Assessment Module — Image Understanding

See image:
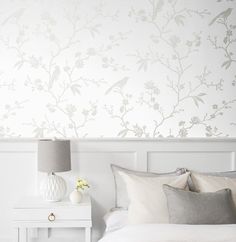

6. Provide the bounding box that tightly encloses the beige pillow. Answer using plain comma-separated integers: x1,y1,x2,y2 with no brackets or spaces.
111,164,187,209
118,171,190,224
191,172,236,205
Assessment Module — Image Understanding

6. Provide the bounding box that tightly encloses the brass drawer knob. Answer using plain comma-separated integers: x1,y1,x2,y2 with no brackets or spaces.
48,213,55,222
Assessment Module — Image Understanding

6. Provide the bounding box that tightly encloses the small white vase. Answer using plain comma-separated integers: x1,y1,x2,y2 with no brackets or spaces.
69,189,82,204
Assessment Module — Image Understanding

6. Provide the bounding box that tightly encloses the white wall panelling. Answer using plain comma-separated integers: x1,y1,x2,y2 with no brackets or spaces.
0,138,236,242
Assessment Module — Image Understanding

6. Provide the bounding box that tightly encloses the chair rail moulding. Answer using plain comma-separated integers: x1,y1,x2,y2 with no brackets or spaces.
0,138,236,152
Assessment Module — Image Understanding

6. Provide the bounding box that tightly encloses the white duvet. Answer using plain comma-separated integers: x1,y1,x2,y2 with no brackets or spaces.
98,224,236,242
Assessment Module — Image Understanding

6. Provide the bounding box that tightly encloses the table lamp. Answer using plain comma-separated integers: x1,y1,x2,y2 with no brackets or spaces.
38,139,71,202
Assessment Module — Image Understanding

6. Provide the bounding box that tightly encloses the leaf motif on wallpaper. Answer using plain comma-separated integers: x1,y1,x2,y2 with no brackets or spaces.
75,59,84,69
70,83,81,95
174,15,185,26
105,77,129,95
208,8,233,26
14,60,24,70
66,104,77,117
29,56,41,69
149,0,164,21
1,8,25,26
46,104,56,113
191,93,206,107
232,75,236,86
89,24,101,38
137,58,148,71
221,60,232,69
49,66,60,88
33,126,45,138
223,36,228,44
118,129,128,137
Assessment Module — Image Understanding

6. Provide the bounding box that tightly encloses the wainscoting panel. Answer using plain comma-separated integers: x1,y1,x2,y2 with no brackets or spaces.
0,138,236,242
148,152,234,173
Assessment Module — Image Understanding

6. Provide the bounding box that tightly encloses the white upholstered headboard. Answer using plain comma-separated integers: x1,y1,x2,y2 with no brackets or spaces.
0,138,236,242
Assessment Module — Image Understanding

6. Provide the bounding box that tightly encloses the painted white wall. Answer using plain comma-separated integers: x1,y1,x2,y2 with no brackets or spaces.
0,0,235,138
0,139,236,242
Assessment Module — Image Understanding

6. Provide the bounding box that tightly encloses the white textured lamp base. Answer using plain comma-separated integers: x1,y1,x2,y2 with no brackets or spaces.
40,173,67,202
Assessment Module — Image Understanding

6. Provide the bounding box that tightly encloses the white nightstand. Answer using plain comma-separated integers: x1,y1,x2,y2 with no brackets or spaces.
12,195,92,242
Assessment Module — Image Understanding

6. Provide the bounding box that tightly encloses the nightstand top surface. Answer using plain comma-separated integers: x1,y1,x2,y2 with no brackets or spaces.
14,194,91,209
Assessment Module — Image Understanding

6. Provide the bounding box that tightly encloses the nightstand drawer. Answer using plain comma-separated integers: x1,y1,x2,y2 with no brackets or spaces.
13,207,91,221
13,196,92,242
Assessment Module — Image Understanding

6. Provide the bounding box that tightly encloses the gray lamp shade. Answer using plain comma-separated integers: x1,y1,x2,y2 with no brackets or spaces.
38,139,71,173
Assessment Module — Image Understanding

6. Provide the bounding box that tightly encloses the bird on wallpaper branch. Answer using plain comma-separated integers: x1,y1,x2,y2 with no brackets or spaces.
105,77,129,95
209,8,233,26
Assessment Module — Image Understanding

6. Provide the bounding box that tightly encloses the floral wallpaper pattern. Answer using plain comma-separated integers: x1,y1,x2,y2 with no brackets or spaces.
0,0,235,138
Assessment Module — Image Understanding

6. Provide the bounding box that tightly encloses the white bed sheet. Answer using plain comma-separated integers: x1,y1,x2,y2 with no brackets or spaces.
98,224,236,242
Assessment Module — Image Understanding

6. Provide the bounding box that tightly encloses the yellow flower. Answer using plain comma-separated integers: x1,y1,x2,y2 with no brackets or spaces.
76,178,90,190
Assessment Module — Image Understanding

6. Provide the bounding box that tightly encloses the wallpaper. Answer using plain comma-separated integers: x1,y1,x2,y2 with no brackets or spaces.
0,0,235,138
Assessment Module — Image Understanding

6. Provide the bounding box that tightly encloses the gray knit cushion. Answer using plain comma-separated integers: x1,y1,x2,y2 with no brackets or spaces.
163,184,236,224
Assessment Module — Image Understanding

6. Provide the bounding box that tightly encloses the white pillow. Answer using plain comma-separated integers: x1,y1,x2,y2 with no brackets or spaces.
191,172,236,205
103,209,128,233
111,164,187,209
119,171,190,224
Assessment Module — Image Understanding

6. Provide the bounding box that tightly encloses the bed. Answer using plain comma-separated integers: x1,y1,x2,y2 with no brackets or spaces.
98,175,236,242
95,139,236,242
99,208,236,242
99,223,236,242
